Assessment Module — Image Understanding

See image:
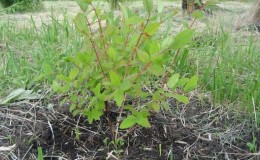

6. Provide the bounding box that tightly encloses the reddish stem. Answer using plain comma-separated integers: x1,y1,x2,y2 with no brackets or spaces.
85,16,106,77
124,13,151,78
90,3,108,59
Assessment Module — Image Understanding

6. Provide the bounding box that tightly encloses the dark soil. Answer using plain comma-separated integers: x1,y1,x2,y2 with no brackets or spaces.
0,98,259,160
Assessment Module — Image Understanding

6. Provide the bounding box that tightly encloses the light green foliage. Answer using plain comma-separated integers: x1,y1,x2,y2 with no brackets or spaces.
0,13,79,96
103,137,124,153
247,134,257,152
51,0,197,131
37,147,44,160
173,23,260,115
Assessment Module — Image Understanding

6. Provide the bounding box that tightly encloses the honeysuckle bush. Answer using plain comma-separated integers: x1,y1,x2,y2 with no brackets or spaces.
50,0,198,137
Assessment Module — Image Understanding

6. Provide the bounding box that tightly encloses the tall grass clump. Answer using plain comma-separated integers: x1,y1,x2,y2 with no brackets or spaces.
172,24,260,119
106,0,123,10
0,13,81,96
0,0,43,13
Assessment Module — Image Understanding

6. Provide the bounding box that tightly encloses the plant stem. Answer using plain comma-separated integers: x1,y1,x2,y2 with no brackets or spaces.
85,16,106,77
124,13,151,78
90,3,108,59
162,18,197,84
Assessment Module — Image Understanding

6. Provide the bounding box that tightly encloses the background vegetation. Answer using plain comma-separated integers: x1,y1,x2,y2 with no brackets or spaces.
0,0,43,12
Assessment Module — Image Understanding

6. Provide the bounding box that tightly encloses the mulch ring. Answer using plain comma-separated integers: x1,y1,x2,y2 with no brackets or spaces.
0,97,259,160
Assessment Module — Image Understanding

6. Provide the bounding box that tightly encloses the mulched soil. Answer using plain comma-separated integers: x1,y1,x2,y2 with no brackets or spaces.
0,97,259,160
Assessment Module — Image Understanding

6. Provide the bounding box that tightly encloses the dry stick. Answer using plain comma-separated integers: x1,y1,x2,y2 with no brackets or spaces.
85,16,106,78
119,125,139,139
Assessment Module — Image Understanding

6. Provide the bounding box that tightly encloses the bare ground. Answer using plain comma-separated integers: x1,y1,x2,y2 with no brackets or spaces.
0,96,259,159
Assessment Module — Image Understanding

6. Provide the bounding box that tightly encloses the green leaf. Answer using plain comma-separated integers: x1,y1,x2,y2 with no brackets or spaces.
69,104,77,112
162,103,171,110
75,127,80,141
91,108,102,120
70,94,78,103
91,83,101,96
0,89,41,105
191,10,205,19
161,36,173,49
148,102,160,112
62,83,70,93
157,0,163,13
88,115,94,124
204,1,218,9
120,81,132,91
126,16,145,25
73,13,89,35
114,90,124,106
37,147,44,160
69,68,79,80
119,4,129,19
137,49,150,63
171,29,194,49
89,96,98,108
176,77,189,87
167,73,180,89
152,90,163,101
120,115,136,129
172,94,189,104
109,70,122,86
137,117,151,128
149,40,160,55
143,0,153,13
108,47,117,60
149,64,164,76
52,81,61,92
124,105,138,116
34,74,45,81
184,75,198,92
144,22,160,36
72,109,81,117
76,0,91,12
42,63,53,75
57,74,70,82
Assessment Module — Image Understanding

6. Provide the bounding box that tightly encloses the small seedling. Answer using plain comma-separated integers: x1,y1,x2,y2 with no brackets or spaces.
247,134,257,153
37,147,44,160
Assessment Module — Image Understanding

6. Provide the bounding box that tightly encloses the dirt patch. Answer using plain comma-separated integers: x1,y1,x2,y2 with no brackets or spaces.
0,97,259,160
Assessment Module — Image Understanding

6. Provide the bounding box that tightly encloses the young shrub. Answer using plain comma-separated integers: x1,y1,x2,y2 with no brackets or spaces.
0,0,43,13
51,0,198,139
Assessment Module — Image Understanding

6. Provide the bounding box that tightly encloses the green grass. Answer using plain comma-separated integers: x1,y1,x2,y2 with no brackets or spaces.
174,23,260,114
0,1,259,122
0,12,81,96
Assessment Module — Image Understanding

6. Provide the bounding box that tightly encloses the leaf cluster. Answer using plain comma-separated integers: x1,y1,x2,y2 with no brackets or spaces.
50,0,198,130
